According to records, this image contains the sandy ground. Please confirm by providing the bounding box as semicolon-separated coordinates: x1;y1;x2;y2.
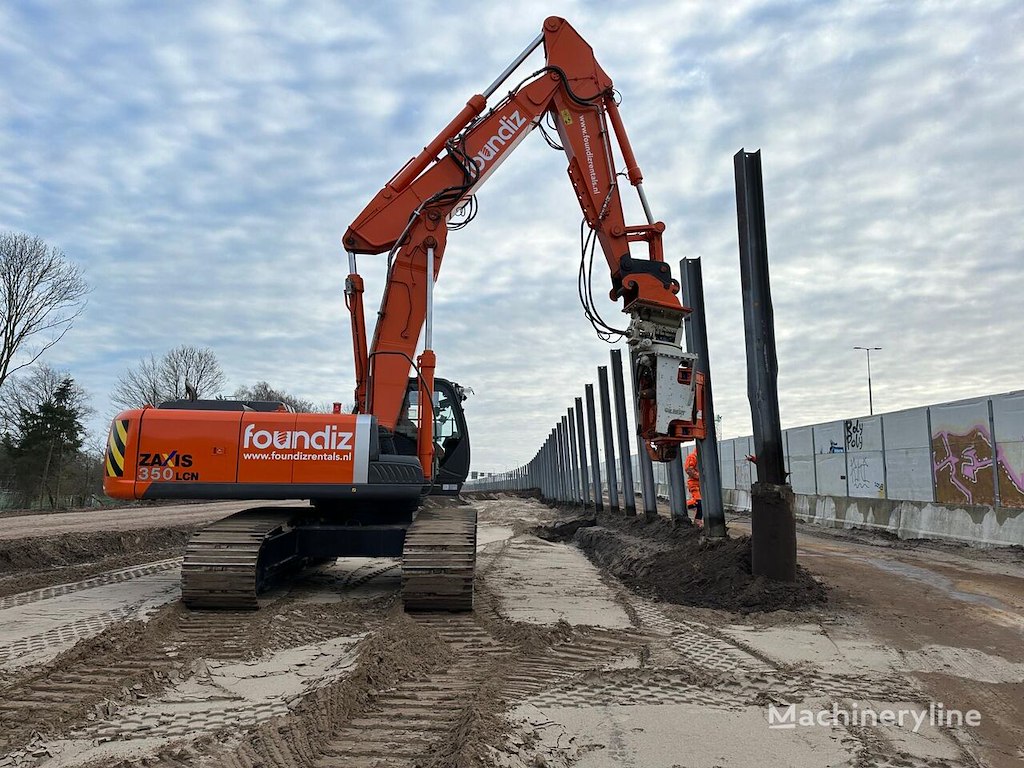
0;496;1019;767
0;501;293;540
727;514;1024;768
0;561;181;670
483;534;632;628
481;500;1021;768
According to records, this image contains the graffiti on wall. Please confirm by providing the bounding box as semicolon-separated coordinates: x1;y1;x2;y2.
849;455;885;496
844;419;864;450
932;426;1024;508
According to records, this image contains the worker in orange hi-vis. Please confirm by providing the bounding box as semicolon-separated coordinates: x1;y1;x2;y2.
685;450;703;529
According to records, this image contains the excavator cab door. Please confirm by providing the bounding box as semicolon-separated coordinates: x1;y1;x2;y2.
431;378;471;494
397;377;471;494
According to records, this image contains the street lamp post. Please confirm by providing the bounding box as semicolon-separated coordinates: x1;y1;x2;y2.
853;346;882;415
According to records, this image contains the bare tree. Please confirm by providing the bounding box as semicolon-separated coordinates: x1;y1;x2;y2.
110;353;164;411
232;381;323;413
0;232;89;390
0;363;93;437
163;345;225;399
111;345;226;409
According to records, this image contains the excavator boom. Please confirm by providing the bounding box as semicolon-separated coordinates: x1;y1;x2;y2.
343;17;704;466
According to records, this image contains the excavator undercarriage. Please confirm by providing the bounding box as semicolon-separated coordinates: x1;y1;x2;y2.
106;377;477;612
180;504;477;612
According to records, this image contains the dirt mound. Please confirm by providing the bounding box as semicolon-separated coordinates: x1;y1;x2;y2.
0;526;196;598
0;526;194;575
531;512;596;542
561;513;827;614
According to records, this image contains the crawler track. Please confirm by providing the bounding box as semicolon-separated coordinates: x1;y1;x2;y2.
401;506;477;611
181;508;301;610
181;505;479;613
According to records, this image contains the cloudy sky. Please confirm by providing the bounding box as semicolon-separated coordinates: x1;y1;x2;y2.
1;0;1021;472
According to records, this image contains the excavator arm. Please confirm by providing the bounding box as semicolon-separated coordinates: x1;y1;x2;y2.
343;17;705;474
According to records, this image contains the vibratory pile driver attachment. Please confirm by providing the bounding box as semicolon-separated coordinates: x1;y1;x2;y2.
627;303;705;463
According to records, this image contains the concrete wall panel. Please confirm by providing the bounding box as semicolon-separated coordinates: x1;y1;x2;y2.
733;436;754;490
787;425;814;456
813;421;847;496
719;439;736;490
844;416;885;498
930;398;995;507
847;452;885;498
843;416;883;452
653;460;668;499
786;426;816;495
883;408;933;502
883;408;930;449
991;391;1024;509
706;393;1024;547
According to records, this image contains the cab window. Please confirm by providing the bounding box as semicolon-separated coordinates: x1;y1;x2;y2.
435;392;462;440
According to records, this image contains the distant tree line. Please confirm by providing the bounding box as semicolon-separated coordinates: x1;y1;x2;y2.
0;364;97;509
0;232;95;509
112;347;324;412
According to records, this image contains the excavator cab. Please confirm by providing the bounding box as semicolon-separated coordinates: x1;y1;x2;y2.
390;377;470;494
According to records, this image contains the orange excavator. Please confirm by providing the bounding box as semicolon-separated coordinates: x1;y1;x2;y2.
103;17;705;611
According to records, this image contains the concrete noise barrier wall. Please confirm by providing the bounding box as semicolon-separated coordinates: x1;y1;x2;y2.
718;390;1024;547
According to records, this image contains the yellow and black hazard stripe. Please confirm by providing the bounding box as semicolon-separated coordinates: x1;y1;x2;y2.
105;419;129;478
